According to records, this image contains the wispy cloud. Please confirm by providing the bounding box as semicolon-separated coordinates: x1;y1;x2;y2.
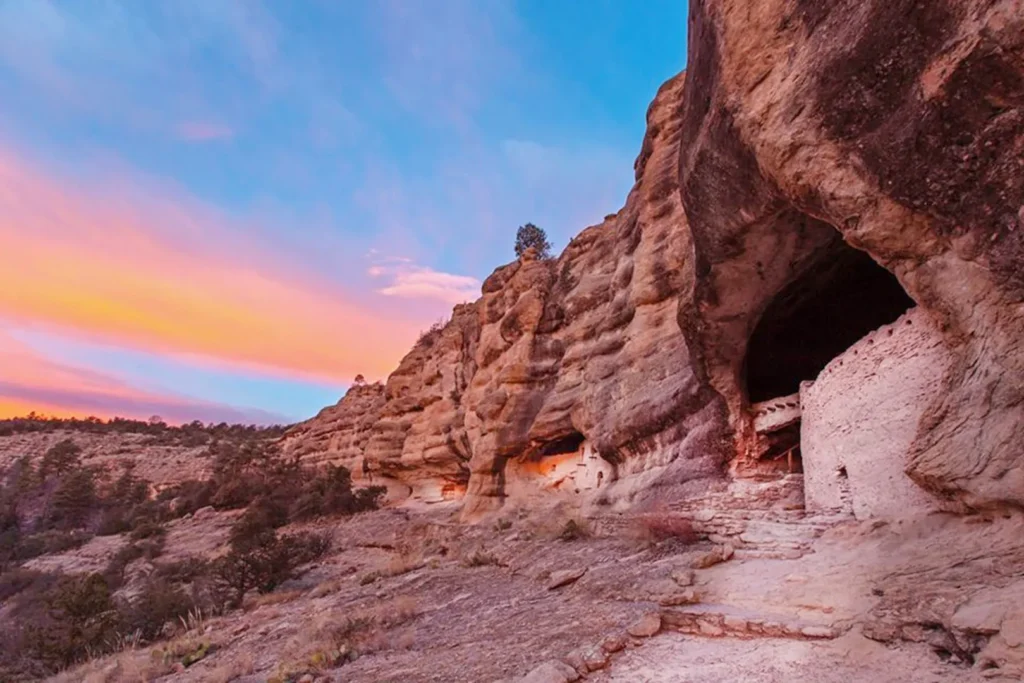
368;256;480;305
175;121;235;142
0;142;423;384
0;329;284;424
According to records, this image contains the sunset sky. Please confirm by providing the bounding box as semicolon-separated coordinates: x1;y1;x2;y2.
0;1;686;425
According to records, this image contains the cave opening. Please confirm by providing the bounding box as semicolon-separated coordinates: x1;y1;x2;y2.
744;236;915;404
539;431;586;457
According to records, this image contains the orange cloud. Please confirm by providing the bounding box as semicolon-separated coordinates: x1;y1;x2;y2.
0;398;83;421
0;144;426;384
0;331;284;423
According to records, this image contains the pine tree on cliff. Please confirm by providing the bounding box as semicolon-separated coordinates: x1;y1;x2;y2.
515;223;552;260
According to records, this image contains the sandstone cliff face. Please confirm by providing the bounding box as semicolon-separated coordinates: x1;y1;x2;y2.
286;73;728;513
678;0;1024;510
280;382;385;472
287;0;1024;517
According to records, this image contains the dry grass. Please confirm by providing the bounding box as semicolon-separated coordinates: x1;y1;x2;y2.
383;542;427;577
269;595;423;682
519;503;594;542
358;521;460;585
48;607;221;683
206;650;255;683
47;650;164;683
460;547;502;568
310;577;346;598
245;588;304;610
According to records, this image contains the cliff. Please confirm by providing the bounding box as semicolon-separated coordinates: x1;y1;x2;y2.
285;72;728;514
285;0;1024;519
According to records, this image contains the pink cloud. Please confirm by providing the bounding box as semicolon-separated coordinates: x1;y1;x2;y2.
175;121;236;142
0;331;283;424
0;141;428;385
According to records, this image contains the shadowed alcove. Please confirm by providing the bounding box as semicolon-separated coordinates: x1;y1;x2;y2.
744;236;916;403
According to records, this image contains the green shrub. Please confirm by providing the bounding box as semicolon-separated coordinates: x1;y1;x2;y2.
38;440;82;479
214;530;331;608
0;567;58;602
46;467;99;531
12;530;92;563
103;537;165;590
153;555;210;584
19;573;120;672
118;578;196;641
129;519;166;541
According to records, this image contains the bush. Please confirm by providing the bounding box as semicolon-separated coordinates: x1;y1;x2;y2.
2;572;200;676
18;573;120;673
129;519;166;541
558;518;590;542
38;440;82;479
95;508;131;536
153;555;210;584
214;529;331;608
291;465;385;522
103;537;165;590
0;567;57;602
10;530;92;563
119;578;196;641
46;467;100;531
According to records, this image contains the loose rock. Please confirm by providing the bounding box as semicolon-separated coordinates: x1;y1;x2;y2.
517;660;580;683
628;613;662;638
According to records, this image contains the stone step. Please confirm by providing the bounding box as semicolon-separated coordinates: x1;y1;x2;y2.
661;603;840;640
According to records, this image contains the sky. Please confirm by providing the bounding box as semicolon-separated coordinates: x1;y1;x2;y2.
0;0;687;425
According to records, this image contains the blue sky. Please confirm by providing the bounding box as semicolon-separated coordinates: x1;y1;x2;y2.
0;0;687;424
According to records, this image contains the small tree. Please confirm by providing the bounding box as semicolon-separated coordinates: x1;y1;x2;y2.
38;440;82;479
514;223;552;260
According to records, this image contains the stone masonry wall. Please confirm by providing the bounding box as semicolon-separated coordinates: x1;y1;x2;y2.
801;307;950;519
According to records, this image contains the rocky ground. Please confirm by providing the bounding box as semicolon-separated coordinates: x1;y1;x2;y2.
38;496;1022;683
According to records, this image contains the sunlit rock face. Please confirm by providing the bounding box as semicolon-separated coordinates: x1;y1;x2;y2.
288;0;1024;516
281;382;385;475
678;0;1024;510
287;73;730;515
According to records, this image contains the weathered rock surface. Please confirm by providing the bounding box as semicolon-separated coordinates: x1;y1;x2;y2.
287;0;1024;517
678;0;1024;510
281;382;385;472
286;72;726;514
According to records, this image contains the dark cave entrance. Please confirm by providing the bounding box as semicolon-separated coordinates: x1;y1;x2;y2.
743;236;915;474
744;237;915;403
539;431;586;457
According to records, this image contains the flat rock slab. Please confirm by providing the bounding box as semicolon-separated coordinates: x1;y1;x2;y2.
548;567;587;590
590;632;990;682
517;660;580;683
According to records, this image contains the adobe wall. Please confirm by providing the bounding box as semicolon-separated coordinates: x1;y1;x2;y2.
800;308;949;520
504;441;615;502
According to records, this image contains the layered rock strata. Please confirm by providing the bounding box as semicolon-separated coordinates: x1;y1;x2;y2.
286;0;1024;517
